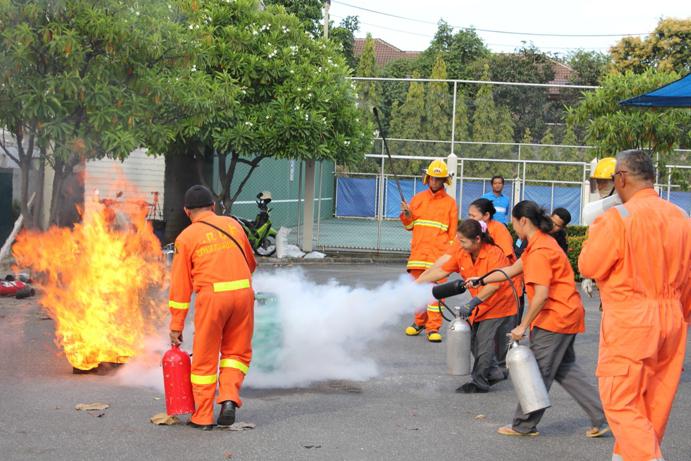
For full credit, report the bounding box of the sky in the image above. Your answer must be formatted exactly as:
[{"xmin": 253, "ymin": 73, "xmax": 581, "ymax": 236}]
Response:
[{"xmin": 328, "ymin": 0, "xmax": 690, "ymax": 56}]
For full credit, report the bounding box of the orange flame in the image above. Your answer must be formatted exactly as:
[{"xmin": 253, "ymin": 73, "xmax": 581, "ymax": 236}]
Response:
[{"xmin": 13, "ymin": 195, "xmax": 166, "ymax": 370}]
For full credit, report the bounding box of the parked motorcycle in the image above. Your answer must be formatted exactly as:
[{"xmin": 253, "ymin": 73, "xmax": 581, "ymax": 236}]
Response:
[{"xmin": 230, "ymin": 191, "xmax": 277, "ymax": 257}]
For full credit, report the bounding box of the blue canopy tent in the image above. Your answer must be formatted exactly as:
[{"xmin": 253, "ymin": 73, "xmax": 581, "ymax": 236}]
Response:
[{"xmin": 620, "ymin": 73, "xmax": 691, "ymax": 107}]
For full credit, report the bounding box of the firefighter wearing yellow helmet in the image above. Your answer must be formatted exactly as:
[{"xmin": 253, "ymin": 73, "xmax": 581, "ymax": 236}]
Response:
[
  {"xmin": 589, "ymin": 157, "xmax": 616, "ymax": 198},
  {"xmin": 400, "ymin": 159, "xmax": 458, "ymax": 342},
  {"xmin": 582, "ymin": 157, "xmax": 618, "ymax": 298}
]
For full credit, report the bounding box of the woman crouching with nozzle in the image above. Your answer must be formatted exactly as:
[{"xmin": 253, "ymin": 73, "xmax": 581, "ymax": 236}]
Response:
[
  {"xmin": 466, "ymin": 200, "xmax": 608, "ymax": 438},
  {"xmin": 416, "ymin": 219, "xmax": 517, "ymax": 393}
]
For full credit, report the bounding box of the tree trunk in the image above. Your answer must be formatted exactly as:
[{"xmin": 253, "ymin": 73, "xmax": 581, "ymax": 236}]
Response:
[
  {"xmin": 31, "ymin": 148, "xmax": 46, "ymax": 229},
  {"xmin": 19, "ymin": 157, "xmax": 32, "ymax": 226},
  {"xmin": 163, "ymin": 153, "xmax": 198, "ymax": 243}
]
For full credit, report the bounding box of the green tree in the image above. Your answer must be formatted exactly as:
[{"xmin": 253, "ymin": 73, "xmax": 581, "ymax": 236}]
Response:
[
  {"xmin": 330, "ymin": 16, "xmax": 359, "ymax": 69},
  {"xmin": 0, "ymin": 0, "xmax": 195, "ymax": 227},
  {"xmin": 264, "ymin": 0, "xmax": 324, "ymax": 36},
  {"xmin": 488, "ymin": 44, "xmax": 556, "ymax": 141},
  {"xmin": 559, "ymin": 123, "xmax": 581, "ymax": 162},
  {"xmin": 568, "ymin": 69, "xmax": 691, "ymax": 159},
  {"xmin": 568, "ymin": 50, "xmax": 610, "ymax": 86},
  {"xmin": 425, "ymin": 54, "xmax": 451, "ymax": 156},
  {"xmin": 610, "ymin": 18, "xmax": 691, "ymax": 74},
  {"xmin": 417, "ymin": 21, "xmax": 490, "ymax": 80},
  {"xmin": 355, "ymin": 34, "xmax": 380, "ymax": 127},
  {"xmin": 453, "ymin": 87, "xmax": 470, "ymax": 144},
  {"xmin": 380, "ymin": 57, "xmax": 419, "ymax": 133},
  {"xmin": 389, "ymin": 72, "xmax": 425, "ymax": 174},
  {"xmin": 159, "ymin": 0, "xmax": 372, "ymax": 235},
  {"xmin": 471, "ymin": 65, "xmax": 497, "ymax": 143}
]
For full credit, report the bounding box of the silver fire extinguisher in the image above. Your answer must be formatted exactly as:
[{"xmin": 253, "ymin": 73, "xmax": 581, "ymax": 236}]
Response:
[
  {"xmin": 506, "ymin": 341, "xmax": 551, "ymax": 413},
  {"xmin": 432, "ymin": 280, "xmax": 473, "ymax": 376},
  {"xmin": 446, "ymin": 316, "xmax": 472, "ymax": 375}
]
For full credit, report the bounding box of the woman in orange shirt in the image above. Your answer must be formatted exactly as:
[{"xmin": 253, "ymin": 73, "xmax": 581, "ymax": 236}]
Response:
[
  {"xmin": 468, "ymin": 200, "xmax": 607, "ymax": 438},
  {"xmin": 468, "ymin": 198, "xmax": 516, "ymax": 263},
  {"xmin": 417, "ymin": 219, "xmax": 517, "ymax": 393}
]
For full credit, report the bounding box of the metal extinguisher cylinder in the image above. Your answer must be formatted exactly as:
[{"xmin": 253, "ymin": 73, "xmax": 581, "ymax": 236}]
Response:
[
  {"xmin": 162, "ymin": 344, "xmax": 195, "ymax": 415},
  {"xmin": 446, "ymin": 316, "xmax": 472, "ymax": 375},
  {"xmin": 506, "ymin": 341, "xmax": 551, "ymax": 413}
]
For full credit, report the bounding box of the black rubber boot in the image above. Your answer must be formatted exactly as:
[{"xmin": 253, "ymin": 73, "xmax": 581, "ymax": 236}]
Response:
[{"xmin": 217, "ymin": 401, "xmax": 237, "ymax": 426}]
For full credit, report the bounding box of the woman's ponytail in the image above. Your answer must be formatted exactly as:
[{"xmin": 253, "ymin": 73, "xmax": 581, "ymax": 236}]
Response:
[{"xmin": 512, "ymin": 200, "xmax": 554, "ymax": 233}]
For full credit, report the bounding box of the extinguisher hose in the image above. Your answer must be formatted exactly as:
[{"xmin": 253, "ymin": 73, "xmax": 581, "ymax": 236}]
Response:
[
  {"xmin": 475, "ymin": 269, "xmax": 521, "ymax": 318},
  {"xmin": 436, "ymin": 270, "xmax": 520, "ymax": 325}
]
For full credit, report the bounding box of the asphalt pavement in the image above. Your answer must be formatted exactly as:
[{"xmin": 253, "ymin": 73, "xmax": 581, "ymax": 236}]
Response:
[{"xmin": 1, "ymin": 264, "xmax": 690, "ymax": 461}]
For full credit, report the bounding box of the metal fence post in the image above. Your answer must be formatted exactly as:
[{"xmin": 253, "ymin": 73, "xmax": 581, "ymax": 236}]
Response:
[
  {"xmin": 296, "ymin": 160, "xmax": 303, "ymax": 246},
  {"xmin": 521, "ymin": 161, "xmax": 526, "ymax": 200},
  {"xmin": 376, "ymin": 142, "xmax": 385, "ymax": 251},
  {"xmin": 458, "ymin": 158, "xmax": 465, "ymax": 217},
  {"xmin": 667, "ymin": 166, "xmax": 672, "ymax": 200},
  {"xmin": 550, "ymin": 182, "xmax": 555, "ymax": 212},
  {"xmin": 316, "ymin": 160, "xmax": 324, "ymax": 248}
]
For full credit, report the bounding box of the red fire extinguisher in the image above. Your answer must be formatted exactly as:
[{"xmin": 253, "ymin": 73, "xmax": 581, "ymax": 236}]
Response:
[{"xmin": 162, "ymin": 344, "xmax": 195, "ymax": 415}]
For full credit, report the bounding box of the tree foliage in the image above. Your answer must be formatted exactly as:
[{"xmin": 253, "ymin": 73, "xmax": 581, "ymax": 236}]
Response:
[
  {"xmin": 417, "ymin": 21, "xmax": 489, "ymax": 80},
  {"xmin": 567, "ymin": 50, "xmax": 610, "ymax": 86},
  {"xmin": 389, "ymin": 72, "xmax": 425, "ymax": 174},
  {"xmin": 488, "ymin": 44, "xmax": 556, "ymax": 141},
  {"xmin": 355, "ymin": 34, "xmax": 380, "ymax": 128},
  {"xmin": 425, "ymin": 54, "xmax": 451, "ymax": 156},
  {"xmin": 471, "ymin": 65, "xmax": 497, "ymax": 143},
  {"xmin": 610, "ymin": 18, "xmax": 691, "ymax": 74},
  {"xmin": 165, "ymin": 0, "xmax": 372, "ymax": 213},
  {"xmin": 568, "ymin": 69, "xmax": 691, "ymax": 171},
  {"xmin": 0, "ymin": 0, "xmax": 197, "ymax": 227}
]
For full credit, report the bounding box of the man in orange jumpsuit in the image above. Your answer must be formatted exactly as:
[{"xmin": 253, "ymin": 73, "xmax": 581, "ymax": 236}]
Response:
[
  {"xmin": 579, "ymin": 150, "xmax": 690, "ymax": 461},
  {"xmin": 169, "ymin": 185, "xmax": 257, "ymax": 431},
  {"xmin": 401, "ymin": 159, "xmax": 458, "ymax": 342}
]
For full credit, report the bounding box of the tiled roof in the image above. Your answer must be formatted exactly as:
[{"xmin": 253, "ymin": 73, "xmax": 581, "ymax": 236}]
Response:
[{"xmin": 353, "ymin": 38, "xmax": 421, "ymax": 68}]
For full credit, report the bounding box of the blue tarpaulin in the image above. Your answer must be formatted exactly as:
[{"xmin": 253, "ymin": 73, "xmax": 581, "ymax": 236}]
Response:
[
  {"xmin": 335, "ymin": 177, "xmax": 378, "ymax": 217},
  {"xmin": 620, "ymin": 73, "xmax": 691, "ymax": 107},
  {"xmin": 335, "ymin": 177, "xmax": 689, "ymax": 223}
]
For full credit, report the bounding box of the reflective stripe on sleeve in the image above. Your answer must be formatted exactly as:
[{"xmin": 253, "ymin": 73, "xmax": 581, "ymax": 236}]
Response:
[
  {"xmin": 426, "ymin": 304, "xmax": 444, "ymax": 312},
  {"xmin": 407, "ymin": 260, "xmax": 434, "ymax": 269},
  {"xmin": 213, "ymin": 279, "xmax": 251, "ymax": 292},
  {"xmin": 413, "ymin": 219, "xmax": 449, "ymax": 231},
  {"xmin": 168, "ymin": 300, "xmax": 190, "ymax": 310},
  {"xmin": 190, "ymin": 373, "xmax": 218, "ymax": 385},
  {"xmin": 219, "ymin": 358, "xmax": 250, "ymax": 374}
]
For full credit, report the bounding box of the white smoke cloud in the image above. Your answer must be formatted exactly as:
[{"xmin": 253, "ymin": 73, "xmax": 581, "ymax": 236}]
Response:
[
  {"xmin": 112, "ymin": 268, "xmax": 434, "ymax": 391},
  {"xmin": 246, "ymin": 269, "xmax": 432, "ymax": 388}
]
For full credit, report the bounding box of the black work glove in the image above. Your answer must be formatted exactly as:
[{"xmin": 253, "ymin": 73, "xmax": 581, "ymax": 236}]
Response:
[{"xmin": 458, "ymin": 296, "xmax": 482, "ymax": 318}]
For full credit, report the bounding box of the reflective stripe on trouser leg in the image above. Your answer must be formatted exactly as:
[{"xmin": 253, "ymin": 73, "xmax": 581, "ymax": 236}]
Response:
[
  {"xmin": 189, "ymin": 290, "xmax": 226, "ymax": 425},
  {"xmin": 218, "ymin": 288, "xmax": 254, "ymax": 407}
]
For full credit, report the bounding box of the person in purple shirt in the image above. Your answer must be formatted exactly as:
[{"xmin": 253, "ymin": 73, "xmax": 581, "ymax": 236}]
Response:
[{"xmin": 481, "ymin": 176, "xmax": 510, "ymax": 224}]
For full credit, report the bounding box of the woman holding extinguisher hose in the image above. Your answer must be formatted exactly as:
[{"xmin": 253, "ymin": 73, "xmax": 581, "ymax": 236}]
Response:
[
  {"xmin": 416, "ymin": 219, "xmax": 516, "ymax": 394},
  {"xmin": 466, "ymin": 200, "xmax": 609, "ymax": 437}
]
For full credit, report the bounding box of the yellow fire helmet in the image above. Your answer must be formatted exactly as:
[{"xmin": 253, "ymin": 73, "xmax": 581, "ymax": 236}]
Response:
[
  {"xmin": 423, "ymin": 159, "xmax": 451, "ymax": 185},
  {"xmin": 589, "ymin": 157, "xmax": 616, "ymax": 196},
  {"xmin": 591, "ymin": 157, "xmax": 616, "ymax": 179}
]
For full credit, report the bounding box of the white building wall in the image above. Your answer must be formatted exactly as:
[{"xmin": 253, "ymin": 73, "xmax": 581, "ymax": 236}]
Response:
[{"xmin": 84, "ymin": 148, "xmax": 165, "ymax": 219}]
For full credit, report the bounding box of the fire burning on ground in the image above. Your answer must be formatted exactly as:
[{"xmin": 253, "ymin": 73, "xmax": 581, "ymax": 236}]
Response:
[{"xmin": 13, "ymin": 194, "xmax": 167, "ymax": 371}]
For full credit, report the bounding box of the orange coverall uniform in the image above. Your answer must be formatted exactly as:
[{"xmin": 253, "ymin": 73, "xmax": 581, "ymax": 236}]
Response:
[
  {"xmin": 169, "ymin": 210, "xmax": 257, "ymax": 426},
  {"xmin": 579, "ymin": 189, "xmax": 691, "ymax": 461},
  {"xmin": 400, "ymin": 187, "xmax": 457, "ymax": 332}
]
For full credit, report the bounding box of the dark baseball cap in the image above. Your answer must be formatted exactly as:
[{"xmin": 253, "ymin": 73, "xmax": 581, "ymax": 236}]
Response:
[{"xmin": 184, "ymin": 185, "xmax": 214, "ymax": 209}]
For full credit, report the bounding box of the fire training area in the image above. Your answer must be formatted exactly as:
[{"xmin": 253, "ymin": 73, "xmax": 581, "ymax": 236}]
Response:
[{"xmin": 1, "ymin": 263, "xmax": 690, "ymax": 461}]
